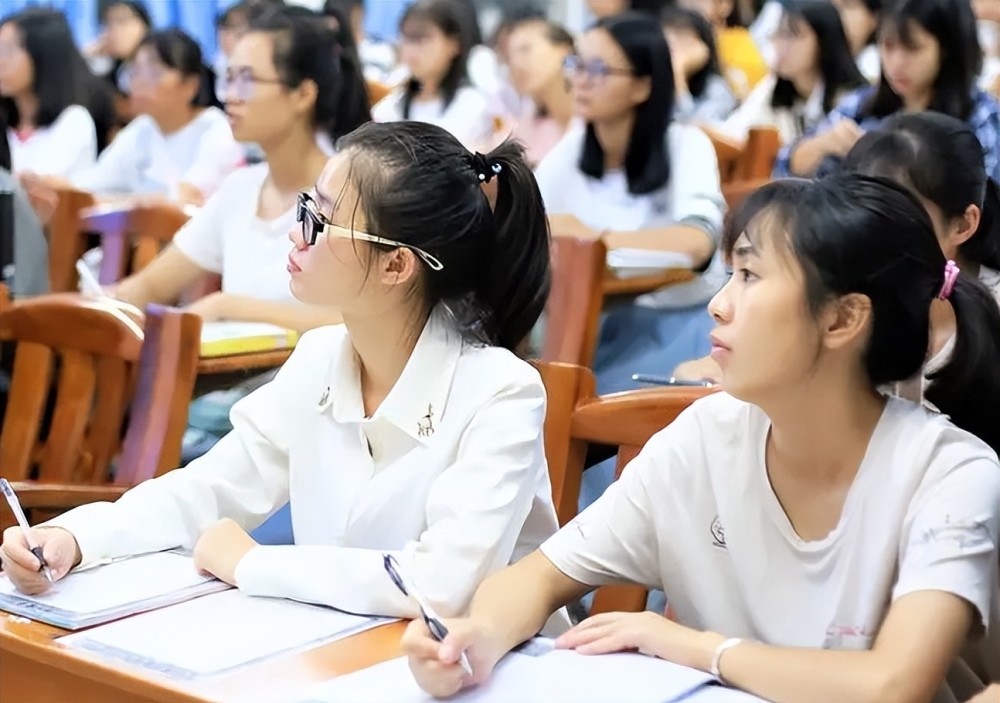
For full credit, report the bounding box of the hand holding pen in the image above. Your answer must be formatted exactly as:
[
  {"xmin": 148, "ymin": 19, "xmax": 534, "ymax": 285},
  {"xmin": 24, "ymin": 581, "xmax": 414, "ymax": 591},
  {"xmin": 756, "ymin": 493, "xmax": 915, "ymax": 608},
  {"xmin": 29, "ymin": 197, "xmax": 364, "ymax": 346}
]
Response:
[
  {"xmin": 0, "ymin": 479, "xmax": 81, "ymax": 594},
  {"xmin": 383, "ymin": 554, "xmax": 475, "ymax": 676}
]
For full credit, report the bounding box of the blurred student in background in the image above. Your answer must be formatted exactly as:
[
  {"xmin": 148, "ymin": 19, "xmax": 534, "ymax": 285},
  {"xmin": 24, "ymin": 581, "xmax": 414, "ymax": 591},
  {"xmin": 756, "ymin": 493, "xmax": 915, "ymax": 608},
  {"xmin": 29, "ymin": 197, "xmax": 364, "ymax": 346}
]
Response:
[{"xmin": 0, "ymin": 8, "xmax": 115, "ymax": 178}]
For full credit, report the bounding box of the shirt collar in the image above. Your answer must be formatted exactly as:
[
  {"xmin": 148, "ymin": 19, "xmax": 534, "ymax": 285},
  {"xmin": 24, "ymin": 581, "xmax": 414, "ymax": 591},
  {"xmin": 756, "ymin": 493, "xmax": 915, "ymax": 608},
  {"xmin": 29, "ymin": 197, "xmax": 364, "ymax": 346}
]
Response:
[{"xmin": 324, "ymin": 306, "xmax": 463, "ymax": 443}]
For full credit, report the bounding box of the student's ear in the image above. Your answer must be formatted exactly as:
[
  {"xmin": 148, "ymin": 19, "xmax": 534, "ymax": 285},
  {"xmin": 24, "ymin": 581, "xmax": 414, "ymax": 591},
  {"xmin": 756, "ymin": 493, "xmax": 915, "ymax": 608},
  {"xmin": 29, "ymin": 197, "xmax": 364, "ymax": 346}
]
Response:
[
  {"xmin": 629, "ymin": 75, "xmax": 652, "ymax": 107},
  {"xmin": 379, "ymin": 247, "xmax": 421, "ymax": 288},
  {"xmin": 820, "ymin": 293, "xmax": 872, "ymax": 351},
  {"xmin": 291, "ymin": 78, "xmax": 319, "ymax": 119},
  {"xmin": 945, "ymin": 203, "xmax": 981, "ymax": 252}
]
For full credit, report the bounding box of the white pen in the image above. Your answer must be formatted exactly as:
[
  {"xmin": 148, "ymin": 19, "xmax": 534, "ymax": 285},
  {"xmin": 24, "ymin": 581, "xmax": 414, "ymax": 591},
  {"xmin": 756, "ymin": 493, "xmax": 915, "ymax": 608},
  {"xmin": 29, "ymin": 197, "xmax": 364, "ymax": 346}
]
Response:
[
  {"xmin": 0, "ymin": 479, "xmax": 54, "ymax": 582},
  {"xmin": 75, "ymin": 260, "xmax": 106, "ymax": 298}
]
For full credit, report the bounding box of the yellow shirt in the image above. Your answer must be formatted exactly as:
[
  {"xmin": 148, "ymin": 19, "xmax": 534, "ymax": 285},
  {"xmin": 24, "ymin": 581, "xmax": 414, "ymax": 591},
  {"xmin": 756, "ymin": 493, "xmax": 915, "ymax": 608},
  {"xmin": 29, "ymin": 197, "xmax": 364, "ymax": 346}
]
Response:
[{"xmin": 717, "ymin": 27, "xmax": 769, "ymax": 99}]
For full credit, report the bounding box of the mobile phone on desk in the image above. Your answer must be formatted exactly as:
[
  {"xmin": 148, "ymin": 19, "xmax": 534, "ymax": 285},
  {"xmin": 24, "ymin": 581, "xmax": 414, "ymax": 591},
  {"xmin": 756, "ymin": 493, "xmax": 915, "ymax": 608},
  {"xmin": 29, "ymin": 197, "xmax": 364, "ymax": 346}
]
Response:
[{"xmin": 631, "ymin": 374, "xmax": 715, "ymax": 387}]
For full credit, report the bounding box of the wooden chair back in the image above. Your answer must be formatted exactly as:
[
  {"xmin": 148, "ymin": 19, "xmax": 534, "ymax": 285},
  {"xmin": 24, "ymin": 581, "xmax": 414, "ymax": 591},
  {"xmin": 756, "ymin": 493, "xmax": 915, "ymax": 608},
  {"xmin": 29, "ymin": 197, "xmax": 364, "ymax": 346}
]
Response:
[
  {"xmin": 733, "ymin": 127, "xmax": 780, "ymax": 181},
  {"xmin": 722, "ymin": 178, "xmax": 771, "ymax": 217},
  {"xmin": 543, "ymin": 236, "xmax": 607, "ymax": 368},
  {"xmin": 0, "ymin": 296, "xmax": 201, "ymax": 527},
  {"xmin": 366, "ymin": 80, "xmax": 391, "ymax": 107},
  {"xmin": 535, "ymin": 360, "xmax": 717, "ymax": 612},
  {"xmin": 81, "ymin": 202, "xmax": 192, "ymax": 285},
  {"xmin": 46, "ymin": 187, "xmax": 96, "ymax": 292},
  {"xmin": 705, "ymin": 129, "xmax": 743, "ymax": 184}
]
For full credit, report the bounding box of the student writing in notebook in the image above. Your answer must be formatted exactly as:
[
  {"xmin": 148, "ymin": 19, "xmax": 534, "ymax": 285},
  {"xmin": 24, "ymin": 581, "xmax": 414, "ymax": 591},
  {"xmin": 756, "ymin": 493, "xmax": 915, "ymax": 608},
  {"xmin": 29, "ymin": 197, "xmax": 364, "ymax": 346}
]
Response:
[
  {"xmin": 403, "ymin": 174, "xmax": 1000, "ymax": 703},
  {"xmin": 0, "ymin": 121, "xmax": 562, "ymax": 623}
]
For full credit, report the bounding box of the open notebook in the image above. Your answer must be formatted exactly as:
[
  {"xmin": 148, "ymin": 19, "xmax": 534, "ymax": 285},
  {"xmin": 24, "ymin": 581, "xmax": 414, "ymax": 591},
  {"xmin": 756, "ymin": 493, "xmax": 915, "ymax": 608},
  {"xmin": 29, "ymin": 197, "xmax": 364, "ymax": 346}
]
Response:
[
  {"xmin": 200, "ymin": 321, "xmax": 299, "ymax": 358},
  {"xmin": 292, "ymin": 643, "xmax": 719, "ymax": 703},
  {"xmin": 606, "ymin": 249, "xmax": 694, "ymax": 279},
  {"xmin": 0, "ymin": 551, "xmax": 230, "ymax": 629},
  {"xmin": 59, "ymin": 590, "xmax": 393, "ymax": 680}
]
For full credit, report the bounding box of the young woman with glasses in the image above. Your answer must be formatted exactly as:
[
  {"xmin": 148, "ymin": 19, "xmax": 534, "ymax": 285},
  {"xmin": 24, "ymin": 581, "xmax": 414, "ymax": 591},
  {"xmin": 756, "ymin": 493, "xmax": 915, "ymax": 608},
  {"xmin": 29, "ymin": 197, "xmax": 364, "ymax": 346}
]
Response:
[
  {"xmin": 106, "ymin": 5, "xmax": 367, "ymax": 332},
  {"xmin": 0, "ymin": 120, "xmax": 563, "ymax": 626},
  {"xmin": 535, "ymin": 12, "xmax": 726, "ymax": 399}
]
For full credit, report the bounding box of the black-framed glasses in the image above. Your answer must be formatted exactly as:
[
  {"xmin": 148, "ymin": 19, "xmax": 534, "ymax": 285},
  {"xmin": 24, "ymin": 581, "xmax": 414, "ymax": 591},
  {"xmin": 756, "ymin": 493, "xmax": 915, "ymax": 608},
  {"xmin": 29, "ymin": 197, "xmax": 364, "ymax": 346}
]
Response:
[
  {"xmin": 223, "ymin": 66, "xmax": 285, "ymax": 102},
  {"xmin": 563, "ymin": 55, "xmax": 635, "ymax": 83},
  {"xmin": 296, "ymin": 192, "xmax": 445, "ymax": 271}
]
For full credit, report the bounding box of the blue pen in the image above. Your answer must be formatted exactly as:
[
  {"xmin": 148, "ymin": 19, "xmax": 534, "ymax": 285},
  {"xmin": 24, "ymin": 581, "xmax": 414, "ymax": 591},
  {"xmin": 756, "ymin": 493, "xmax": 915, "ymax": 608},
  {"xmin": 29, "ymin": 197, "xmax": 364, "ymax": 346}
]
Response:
[{"xmin": 0, "ymin": 479, "xmax": 54, "ymax": 582}]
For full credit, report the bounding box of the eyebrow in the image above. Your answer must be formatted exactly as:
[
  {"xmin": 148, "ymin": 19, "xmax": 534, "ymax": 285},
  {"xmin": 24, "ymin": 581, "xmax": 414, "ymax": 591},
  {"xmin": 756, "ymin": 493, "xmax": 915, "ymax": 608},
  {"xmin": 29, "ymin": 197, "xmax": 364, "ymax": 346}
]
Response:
[
  {"xmin": 313, "ymin": 188, "xmax": 333, "ymax": 209},
  {"xmin": 732, "ymin": 243, "xmax": 758, "ymax": 259}
]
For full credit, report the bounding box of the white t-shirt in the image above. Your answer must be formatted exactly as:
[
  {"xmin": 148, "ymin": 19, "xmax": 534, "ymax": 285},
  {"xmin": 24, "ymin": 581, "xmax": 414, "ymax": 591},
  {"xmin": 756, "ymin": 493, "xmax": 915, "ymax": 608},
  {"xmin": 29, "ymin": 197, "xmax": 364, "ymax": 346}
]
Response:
[
  {"xmin": 7, "ymin": 105, "xmax": 97, "ymax": 178},
  {"xmin": 171, "ymin": 164, "xmax": 297, "ymax": 302},
  {"xmin": 718, "ymin": 74, "xmax": 826, "ymax": 145},
  {"xmin": 533, "ymin": 122, "xmax": 728, "ymax": 308},
  {"xmin": 71, "ymin": 108, "xmax": 243, "ymax": 199},
  {"xmin": 541, "ymin": 393, "xmax": 1000, "ymax": 700},
  {"xmin": 47, "ymin": 308, "xmax": 561, "ymax": 619},
  {"xmin": 857, "ymin": 45, "xmax": 881, "ymax": 84},
  {"xmin": 372, "ymin": 85, "xmax": 494, "ymax": 150}
]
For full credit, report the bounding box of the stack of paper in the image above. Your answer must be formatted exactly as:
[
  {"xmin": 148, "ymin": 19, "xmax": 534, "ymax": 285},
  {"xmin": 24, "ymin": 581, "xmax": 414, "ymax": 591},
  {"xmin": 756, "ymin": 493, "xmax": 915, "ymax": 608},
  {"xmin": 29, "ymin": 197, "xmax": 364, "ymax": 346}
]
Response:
[
  {"xmin": 607, "ymin": 249, "xmax": 694, "ymax": 279},
  {"xmin": 199, "ymin": 321, "xmax": 299, "ymax": 357},
  {"xmin": 0, "ymin": 551, "xmax": 230, "ymax": 629},
  {"xmin": 59, "ymin": 590, "xmax": 394, "ymax": 680},
  {"xmin": 292, "ymin": 646, "xmax": 715, "ymax": 703}
]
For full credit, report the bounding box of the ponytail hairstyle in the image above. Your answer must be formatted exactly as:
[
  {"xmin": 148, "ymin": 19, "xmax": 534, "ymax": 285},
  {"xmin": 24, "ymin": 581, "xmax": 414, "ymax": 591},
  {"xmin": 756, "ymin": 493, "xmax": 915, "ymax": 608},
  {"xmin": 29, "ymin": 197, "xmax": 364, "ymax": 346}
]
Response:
[
  {"xmin": 725, "ymin": 175, "xmax": 1000, "ymax": 452},
  {"xmin": 398, "ymin": 0, "xmax": 472, "ymax": 120},
  {"xmin": 314, "ymin": 2, "xmax": 372, "ymax": 139},
  {"xmin": 843, "ymin": 111, "xmax": 1000, "ymax": 271},
  {"xmin": 249, "ymin": 5, "xmax": 371, "ymax": 142},
  {"xmin": 138, "ymin": 29, "xmax": 220, "ymax": 108},
  {"xmin": 336, "ymin": 121, "xmax": 551, "ymax": 353}
]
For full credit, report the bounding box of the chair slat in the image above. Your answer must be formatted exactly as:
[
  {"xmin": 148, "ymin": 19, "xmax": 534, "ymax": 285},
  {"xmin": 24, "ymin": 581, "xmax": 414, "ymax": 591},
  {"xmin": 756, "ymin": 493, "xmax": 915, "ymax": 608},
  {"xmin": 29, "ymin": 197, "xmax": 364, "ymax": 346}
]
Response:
[
  {"xmin": 0, "ymin": 343, "xmax": 54, "ymax": 480},
  {"xmin": 83, "ymin": 355, "xmax": 134, "ymax": 483},
  {"xmin": 39, "ymin": 349, "xmax": 97, "ymax": 481}
]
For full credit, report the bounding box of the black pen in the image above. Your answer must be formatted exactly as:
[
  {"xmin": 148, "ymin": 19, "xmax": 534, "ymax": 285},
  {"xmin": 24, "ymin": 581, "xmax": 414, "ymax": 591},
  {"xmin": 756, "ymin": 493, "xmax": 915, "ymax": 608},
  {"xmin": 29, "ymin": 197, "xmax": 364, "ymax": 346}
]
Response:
[{"xmin": 631, "ymin": 374, "xmax": 715, "ymax": 387}]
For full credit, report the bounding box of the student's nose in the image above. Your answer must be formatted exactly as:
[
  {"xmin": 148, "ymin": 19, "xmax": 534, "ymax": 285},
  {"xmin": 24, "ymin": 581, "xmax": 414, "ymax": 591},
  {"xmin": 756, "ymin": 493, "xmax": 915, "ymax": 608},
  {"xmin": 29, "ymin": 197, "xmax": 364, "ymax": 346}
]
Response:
[
  {"xmin": 289, "ymin": 224, "xmax": 308, "ymax": 250},
  {"xmin": 708, "ymin": 281, "xmax": 733, "ymax": 324}
]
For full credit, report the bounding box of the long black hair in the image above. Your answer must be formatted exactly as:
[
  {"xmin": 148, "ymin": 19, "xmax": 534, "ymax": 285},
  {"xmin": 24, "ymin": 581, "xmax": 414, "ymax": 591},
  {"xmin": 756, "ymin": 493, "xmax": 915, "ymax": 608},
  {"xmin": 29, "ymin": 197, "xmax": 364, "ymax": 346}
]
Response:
[
  {"xmin": 399, "ymin": 0, "xmax": 472, "ymax": 120},
  {"xmin": 661, "ymin": 7, "xmax": 722, "ymax": 100},
  {"xmin": 138, "ymin": 29, "xmax": 219, "ymax": 108},
  {"xmin": 725, "ymin": 175, "xmax": 1000, "ymax": 451},
  {"xmin": 337, "ymin": 122, "xmax": 551, "ymax": 353},
  {"xmin": 844, "ymin": 111, "xmax": 1000, "ymax": 271},
  {"xmin": 0, "ymin": 8, "xmax": 116, "ymax": 151},
  {"xmin": 772, "ymin": 0, "xmax": 866, "ymax": 114},
  {"xmin": 862, "ymin": 0, "xmax": 982, "ymax": 121},
  {"xmin": 579, "ymin": 12, "xmax": 675, "ymax": 195},
  {"xmin": 249, "ymin": 5, "xmax": 370, "ymax": 142}
]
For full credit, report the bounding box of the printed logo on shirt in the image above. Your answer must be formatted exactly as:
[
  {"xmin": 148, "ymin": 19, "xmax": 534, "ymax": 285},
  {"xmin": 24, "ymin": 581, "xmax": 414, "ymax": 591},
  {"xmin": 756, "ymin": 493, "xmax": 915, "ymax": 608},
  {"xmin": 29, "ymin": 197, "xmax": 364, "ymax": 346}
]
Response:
[
  {"xmin": 823, "ymin": 623, "xmax": 874, "ymax": 650},
  {"xmin": 710, "ymin": 515, "xmax": 726, "ymax": 549},
  {"xmin": 318, "ymin": 386, "xmax": 331, "ymax": 409},
  {"xmin": 418, "ymin": 404, "xmax": 435, "ymax": 437}
]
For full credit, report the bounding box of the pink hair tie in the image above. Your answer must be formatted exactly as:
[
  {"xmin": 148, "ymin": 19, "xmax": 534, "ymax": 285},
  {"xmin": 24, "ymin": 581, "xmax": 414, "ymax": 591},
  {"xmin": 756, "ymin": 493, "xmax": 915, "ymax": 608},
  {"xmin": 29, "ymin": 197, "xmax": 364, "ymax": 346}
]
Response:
[{"xmin": 938, "ymin": 260, "xmax": 960, "ymax": 300}]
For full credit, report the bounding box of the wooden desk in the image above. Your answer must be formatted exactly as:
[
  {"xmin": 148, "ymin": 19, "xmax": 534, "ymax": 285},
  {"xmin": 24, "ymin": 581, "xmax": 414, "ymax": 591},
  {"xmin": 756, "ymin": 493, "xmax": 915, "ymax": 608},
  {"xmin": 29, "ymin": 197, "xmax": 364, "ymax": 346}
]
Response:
[
  {"xmin": 0, "ymin": 612, "xmax": 407, "ymax": 703},
  {"xmin": 602, "ymin": 268, "xmax": 695, "ymax": 297},
  {"xmin": 197, "ymin": 349, "xmax": 293, "ymax": 376}
]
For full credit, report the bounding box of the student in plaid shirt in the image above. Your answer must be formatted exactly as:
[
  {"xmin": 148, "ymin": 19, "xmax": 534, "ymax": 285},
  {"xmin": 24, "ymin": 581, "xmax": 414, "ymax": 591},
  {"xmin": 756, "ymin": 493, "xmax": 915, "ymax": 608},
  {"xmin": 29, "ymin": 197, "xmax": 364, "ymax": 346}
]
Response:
[{"xmin": 775, "ymin": 0, "xmax": 1000, "ymax": 180}]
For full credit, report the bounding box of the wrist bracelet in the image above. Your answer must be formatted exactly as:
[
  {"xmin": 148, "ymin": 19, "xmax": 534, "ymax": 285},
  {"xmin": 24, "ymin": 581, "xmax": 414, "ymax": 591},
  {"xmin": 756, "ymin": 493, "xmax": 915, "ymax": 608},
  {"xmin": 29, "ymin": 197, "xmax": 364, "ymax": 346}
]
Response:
[{"xmin": 710, "ymin": 637, "xmax": 743, "ymax": 684}]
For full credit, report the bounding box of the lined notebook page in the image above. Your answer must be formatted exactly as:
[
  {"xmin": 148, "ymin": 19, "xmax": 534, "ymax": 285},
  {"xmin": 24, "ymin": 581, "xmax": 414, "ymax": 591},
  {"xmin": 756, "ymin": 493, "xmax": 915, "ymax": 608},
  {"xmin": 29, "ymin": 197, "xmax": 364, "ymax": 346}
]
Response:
[
  {"xmin": 59, "ymin": 590, "xmax": 393, "ymax": 679},
  {"xmin": 293, "ymin": 648, "xmax": 714, "ymax": 703}
]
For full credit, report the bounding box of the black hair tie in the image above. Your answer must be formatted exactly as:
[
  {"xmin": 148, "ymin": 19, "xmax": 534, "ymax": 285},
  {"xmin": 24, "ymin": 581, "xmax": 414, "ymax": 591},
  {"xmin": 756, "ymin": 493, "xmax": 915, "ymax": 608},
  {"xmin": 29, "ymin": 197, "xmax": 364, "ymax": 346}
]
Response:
[{"xmin": 470, "ymin": 152, "xmax": 502, "ymax": 183}]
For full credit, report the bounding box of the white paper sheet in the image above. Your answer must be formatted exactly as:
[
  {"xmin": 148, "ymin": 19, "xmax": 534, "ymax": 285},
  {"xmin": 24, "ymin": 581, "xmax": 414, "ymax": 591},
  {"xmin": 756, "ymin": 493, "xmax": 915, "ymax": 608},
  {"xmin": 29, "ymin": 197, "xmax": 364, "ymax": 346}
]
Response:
[
  {"xmin": 59, "ymin": 590, "xmax": 392, "ymax": 680},
  {"xmin": 0, "ymin": 552, "xmax": 211, "ymax": 615},
  {"xmin": 607, "ymin": 249, "xmax": 695, "ymax": 278},
  {"xmin": 293, "ymin": 647, "xmax": 713, "ymax": 703}
]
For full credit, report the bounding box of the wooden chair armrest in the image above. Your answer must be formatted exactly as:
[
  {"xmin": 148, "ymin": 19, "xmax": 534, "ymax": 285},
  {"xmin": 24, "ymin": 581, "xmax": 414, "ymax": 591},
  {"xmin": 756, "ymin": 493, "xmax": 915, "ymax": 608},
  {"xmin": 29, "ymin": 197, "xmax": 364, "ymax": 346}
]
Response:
[{"xmin": 8, "ymin": 482, "xmax": 129, "ymax": 510}]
